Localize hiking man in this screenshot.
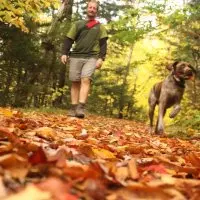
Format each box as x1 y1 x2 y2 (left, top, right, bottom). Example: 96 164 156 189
61 0 108 118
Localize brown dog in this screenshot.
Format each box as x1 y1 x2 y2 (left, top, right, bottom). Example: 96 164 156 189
148 61 195 134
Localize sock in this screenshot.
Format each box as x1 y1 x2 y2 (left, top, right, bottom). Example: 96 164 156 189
71 104 78 109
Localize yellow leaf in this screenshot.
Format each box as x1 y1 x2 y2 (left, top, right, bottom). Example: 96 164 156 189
92 148 116 159
4 185 51 200
0 108 13 117
36 127 57 140
115 167 129 183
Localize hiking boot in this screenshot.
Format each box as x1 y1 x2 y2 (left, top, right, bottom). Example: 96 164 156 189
76 103 85 118
67 104 78 117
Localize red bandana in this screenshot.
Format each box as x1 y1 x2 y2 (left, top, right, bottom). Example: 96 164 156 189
86 19 100 29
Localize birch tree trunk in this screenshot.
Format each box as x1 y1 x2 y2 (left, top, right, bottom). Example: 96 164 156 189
47 0 73 35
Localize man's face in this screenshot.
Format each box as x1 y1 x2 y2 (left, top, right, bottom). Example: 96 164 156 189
87 2 98 18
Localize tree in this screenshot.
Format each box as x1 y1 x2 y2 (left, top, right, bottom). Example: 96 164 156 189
0 0 60 32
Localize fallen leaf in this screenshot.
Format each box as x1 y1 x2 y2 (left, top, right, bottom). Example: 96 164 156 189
4 185 51 200
92 148 116 159
29 147 47 165
0 127 21 147
185 152 200 167
142 164 167 174
0 141 12 153
0 153 27 167
128 158 139 180
37 177 79 200
0 108 13 117
0 177 7 198
78 129 89 139
35 127 56 140
115 167 129 184
82 179 106 200
0 108 200 200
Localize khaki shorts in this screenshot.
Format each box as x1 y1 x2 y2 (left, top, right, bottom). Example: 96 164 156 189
69 57 97 81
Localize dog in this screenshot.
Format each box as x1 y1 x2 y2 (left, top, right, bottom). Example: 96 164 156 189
148 61 195 134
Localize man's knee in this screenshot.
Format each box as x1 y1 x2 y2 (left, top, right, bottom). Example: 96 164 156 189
81 77 91 85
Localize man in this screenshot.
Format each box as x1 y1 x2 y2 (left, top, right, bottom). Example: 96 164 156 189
61 0 108 118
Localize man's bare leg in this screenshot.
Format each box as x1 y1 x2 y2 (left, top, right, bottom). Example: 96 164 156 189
68 81 80 116
76 77 91 118
79 77 91 103
71 81 81 104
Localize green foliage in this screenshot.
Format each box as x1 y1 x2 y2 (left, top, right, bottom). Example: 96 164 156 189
108 6 155 44
174 108 200 130
50 86 69 102
0 0 60 32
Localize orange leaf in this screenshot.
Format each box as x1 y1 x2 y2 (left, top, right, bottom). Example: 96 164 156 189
65 193 79 200
92 148 116 159
128 158 139 180
143 164 167 174
29 147 47 165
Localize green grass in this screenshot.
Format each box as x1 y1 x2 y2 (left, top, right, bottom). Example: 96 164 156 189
19 107 68 115
166 124 199 140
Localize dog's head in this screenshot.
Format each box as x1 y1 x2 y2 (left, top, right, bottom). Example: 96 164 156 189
166 61 196 80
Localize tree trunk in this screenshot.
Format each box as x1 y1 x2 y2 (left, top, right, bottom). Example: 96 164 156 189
42 0 73 51
47 0 73 35
118 44 134 118
42 0 73 107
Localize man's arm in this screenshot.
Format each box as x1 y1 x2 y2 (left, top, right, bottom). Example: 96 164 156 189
99 37 107 61
62 37 74 56
61 37 74 64
96 37 108 69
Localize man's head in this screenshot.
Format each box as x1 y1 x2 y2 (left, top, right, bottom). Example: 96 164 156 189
87 0 99 19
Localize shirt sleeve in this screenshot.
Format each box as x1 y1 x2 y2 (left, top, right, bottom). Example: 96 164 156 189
62 37 74 55
99 24 108 40
66 22 77 40
99 25 108 60
99 38 107 61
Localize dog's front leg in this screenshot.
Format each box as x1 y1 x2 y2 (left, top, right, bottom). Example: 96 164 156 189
149 104 156 134
155 104 166 134
169 104 181 118
148 92 157 134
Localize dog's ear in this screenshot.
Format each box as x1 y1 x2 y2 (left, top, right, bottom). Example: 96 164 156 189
166 61 179 71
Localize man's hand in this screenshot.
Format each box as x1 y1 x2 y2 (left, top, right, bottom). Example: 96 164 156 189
61 55 68 64
96 58 103 69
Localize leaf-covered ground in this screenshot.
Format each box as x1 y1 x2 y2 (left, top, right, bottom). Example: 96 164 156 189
0 107 200 200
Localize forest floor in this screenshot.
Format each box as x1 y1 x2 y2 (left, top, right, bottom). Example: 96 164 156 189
0 107 200 200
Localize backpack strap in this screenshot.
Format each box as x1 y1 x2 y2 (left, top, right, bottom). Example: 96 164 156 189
75 20 100 41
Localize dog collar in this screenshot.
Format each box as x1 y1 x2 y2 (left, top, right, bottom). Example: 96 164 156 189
173 75 185 88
